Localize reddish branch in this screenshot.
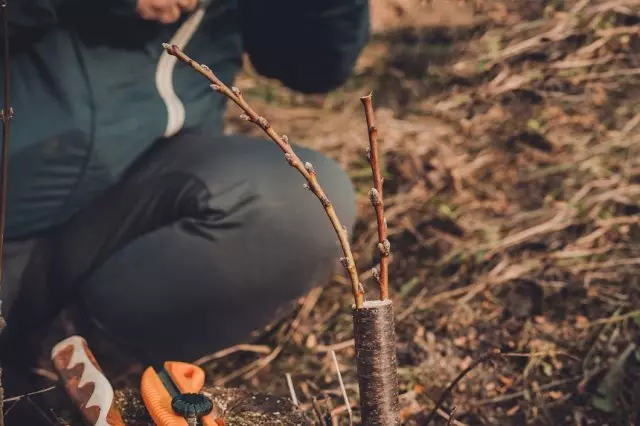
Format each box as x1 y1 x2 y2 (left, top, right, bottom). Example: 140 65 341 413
163 43 365 309
360 95 390 301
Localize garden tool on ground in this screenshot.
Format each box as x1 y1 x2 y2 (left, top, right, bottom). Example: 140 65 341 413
141 361 224 426
51 335 125 426
52 335 224 426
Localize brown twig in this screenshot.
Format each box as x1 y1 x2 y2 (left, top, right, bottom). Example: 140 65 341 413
423 349 502 425
447 407 458 426
360 94 390 301
312 397 330 426
163 43 364 309
193 343 271 366
473 376 580 406
314 339 355 354
0 1 12 423
217 345 283 385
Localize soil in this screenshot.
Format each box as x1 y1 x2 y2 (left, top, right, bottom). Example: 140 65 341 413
3 0 640 425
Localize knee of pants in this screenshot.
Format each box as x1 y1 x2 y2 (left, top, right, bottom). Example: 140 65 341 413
77 136 358 360
174 134 358 257
278 144 358 242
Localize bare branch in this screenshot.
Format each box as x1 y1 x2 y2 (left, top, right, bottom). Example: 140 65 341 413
163 43 364 308
360 95 390 301
447 407 458 426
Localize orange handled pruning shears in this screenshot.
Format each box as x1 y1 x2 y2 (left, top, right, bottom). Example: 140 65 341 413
51 335 225 426
141 361 225 426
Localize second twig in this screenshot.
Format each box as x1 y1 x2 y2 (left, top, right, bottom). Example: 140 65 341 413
360 95 390 301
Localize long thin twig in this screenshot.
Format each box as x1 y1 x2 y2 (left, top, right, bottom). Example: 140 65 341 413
3 386 56 403
447 407 458 426
0 2 12 424
312 397 329 426
423 349 502 425
163 43 364 309
330 350 353 426
193 343 271 366
473 376 579 406
360 94 390 301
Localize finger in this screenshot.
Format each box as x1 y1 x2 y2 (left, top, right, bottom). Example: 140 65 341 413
137 0 175 21
137 7 158 21
158 5 181 24
178 0 199 12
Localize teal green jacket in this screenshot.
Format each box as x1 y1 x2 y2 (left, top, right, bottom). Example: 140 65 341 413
3 0 369 239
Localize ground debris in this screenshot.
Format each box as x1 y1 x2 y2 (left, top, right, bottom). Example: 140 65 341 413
89 386 311 426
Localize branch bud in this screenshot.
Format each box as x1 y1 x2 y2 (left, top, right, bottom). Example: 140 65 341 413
340 257 351 268
303 183 310 190
210 84 221 92
201 64 210 72
162 43 178 55
231 86 242 97
284 153 295 165
281 135 289 144
284 152 293 166
239 113 251 121
304 162 316 175
0 107 13 122
368 188 381 206
257 116 270 129
320 196 331 207
357 282 365 294
372 267 380 281
365 147 372 163
378 239 391 256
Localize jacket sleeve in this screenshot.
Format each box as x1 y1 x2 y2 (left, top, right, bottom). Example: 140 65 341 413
5 0 138 33
238 0 370 94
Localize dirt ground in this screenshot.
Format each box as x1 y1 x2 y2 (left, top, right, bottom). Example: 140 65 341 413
4 0 640 425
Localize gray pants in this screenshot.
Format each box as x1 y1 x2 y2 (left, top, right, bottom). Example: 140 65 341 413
0 131 356 365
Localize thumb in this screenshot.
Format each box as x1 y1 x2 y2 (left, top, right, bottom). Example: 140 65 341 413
178 0 199 12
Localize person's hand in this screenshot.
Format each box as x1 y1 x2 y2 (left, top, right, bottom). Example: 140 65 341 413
137 0 199 24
